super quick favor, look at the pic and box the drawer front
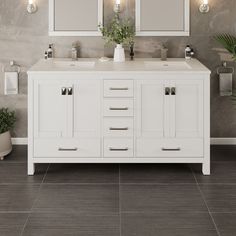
[103,118,134,137]
[104,139,134,157]
[104,80,134,97]
[103,99,134,117]
[137,138,203,158]
[34,139,101,158]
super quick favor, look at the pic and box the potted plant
[215,33,236,60]
[0,108,16,160]
[99,14,135,62]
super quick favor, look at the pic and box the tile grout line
[119,164,122,236]
[25,182,199,186]
[19,164,51,236]
[190,166,221,236]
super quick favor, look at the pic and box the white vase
[0,131,12,160]
[114,44,125,62]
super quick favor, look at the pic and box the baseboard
[210,138,236,145]
[11,138,28,145]
[11,137,236,146]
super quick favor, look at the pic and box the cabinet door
[72,80,101,138]
[34,80,68,138]
[136,80,165,138]
[171,80,204,138]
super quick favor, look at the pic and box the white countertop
[28,58,211,74]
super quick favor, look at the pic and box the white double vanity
[27,58,211,175]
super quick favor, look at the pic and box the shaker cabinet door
[172,80,204,138]
[136,80,165,138]
[136,78,204,158]
[34,80,68,138]
[72,80,101,138]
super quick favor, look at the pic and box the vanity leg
[28,161,35,176]
[202,161,210,175]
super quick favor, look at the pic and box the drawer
[34,139,101,158]
[137,138,203,158]
[103,118,134,137]
[104,139,134,158]
[104,80,134,97]
[103,99,134,117]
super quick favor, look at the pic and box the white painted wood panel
[28,67,210,176]
[103,118,134,137]
[34,138,101,158]
[104,80,134,98]
[136,138,203,158]
[73,80,101,138]
[174,80,204,138]
[136,80,165,138]
[104,138,134,158]
[34,80,68,138]
[103,99,134,117]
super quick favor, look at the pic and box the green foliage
[99,14,135,45]
[215,34,236,60]
[0,108,16,134]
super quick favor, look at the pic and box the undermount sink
[144,61,192,70]
[53,60,95,69]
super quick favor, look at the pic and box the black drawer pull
[110,87,129,91]
[58,148,78,151]
[109,127,129,131]
[109,107,128,111]
[109,148,129,152]
[162,148,181,151]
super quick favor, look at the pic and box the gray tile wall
[0,0,236,137]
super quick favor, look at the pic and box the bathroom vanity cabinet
[28,59,211,175]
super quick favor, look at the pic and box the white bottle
[185,45,191,60]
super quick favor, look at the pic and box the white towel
[219,73,232,96]
[4,72,18,95]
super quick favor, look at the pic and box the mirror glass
[54,0,98,31]
[49,0,189,37]
[136,0,189,36]
[49,0,103,36]
[140,0,184,31]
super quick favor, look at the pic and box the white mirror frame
[135,0,190,36]
[49,0,103,36]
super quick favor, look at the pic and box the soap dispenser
[185,45,191,60]
[47,44,54,59]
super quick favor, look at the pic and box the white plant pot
[114,44,125,62]
[0,131,12,160]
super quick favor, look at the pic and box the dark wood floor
[0,145,236,236]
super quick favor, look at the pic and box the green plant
[99,14,135,45]
[215,34,236,60]
[0,108,16,134]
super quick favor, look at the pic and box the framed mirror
[49,0,103,36]
[135,0,190,36]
